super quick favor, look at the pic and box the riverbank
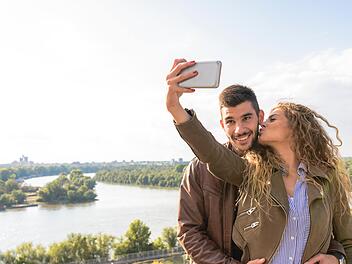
[0,178,178,251]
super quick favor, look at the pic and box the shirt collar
[297,162,307,180]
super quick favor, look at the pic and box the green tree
[47,233,114,264]
[161,227,178,249]
[0,242,48,264]
[38,170,96,203]
[0,193,16,207]
[0,168,16,181]
[124,219,152,253]
[113,219,152,255]
[152,237,167,250]
[11,190,26,204]
[175,164,186,173]
[0,180,6,195]
[5,179,19,193]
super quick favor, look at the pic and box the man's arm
[178,159,240,264]
[166,59,246,187]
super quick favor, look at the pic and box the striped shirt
[271,163,310,264]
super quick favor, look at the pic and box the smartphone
[178,61,222,88]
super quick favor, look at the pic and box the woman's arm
[331,183,352,262]
[165,59,246,187]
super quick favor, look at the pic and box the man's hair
[219,85,260,115]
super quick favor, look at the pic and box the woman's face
[259,108,293,147]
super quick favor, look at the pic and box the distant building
[20,155,28,164]
[18,155,32,166]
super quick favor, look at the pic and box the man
[166,59,346,264]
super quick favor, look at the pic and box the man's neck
[228,143,246,157]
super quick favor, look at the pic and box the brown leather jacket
[176,111,348,263]
[178,152,241,264]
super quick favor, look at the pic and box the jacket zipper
[243,221,259,231]
[238,206,256,217]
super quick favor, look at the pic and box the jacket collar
[306,165,330,205]
[306,165,331,182]
[270,165,330,212]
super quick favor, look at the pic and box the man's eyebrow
[242,112,253,118]
[224,116,234,121]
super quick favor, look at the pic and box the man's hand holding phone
[166,58,222,124]
[165,59,198,124]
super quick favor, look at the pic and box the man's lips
[233,132,251,142]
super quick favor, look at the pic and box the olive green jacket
[175,111,352,263]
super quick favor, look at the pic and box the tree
[11,190,26,204]
[38,170,97,203]
[0,193,16,207]
[47,233,115,264]
[160,227,178,249]
[124,219,152,253]
[113,219,152,255]
[152,237,167,250]
[0,242,48,264]
[175,164,186,173]
[0,168,16,181]
[5,179,19,193]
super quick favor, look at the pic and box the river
[0,174,179,251]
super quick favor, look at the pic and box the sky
[0,0,351,163]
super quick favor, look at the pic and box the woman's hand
[247,258,265,264]
[304,253,339,264]
[165,58,198,124]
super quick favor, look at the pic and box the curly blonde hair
[239,102,352,215]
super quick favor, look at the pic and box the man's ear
[259,110,264,124]
[220,119,225,129]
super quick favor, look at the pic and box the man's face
[220,101,264,155]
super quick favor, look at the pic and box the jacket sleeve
[327,239,346,260]
[175,110,246,187]
[331,180,352,263]
[178,159,240,264]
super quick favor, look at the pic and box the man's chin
[231,141,253,154]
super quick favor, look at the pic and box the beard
[229,122,260,155]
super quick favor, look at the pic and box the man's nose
[234,125,245,134]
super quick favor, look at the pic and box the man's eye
[243,116,251,121]
[226,120,234,124]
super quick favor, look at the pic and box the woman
[166,60,352,263]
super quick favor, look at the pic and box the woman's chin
[258,137,269,145]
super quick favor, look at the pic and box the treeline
[94,164,187,188]
[0,220,180,264]
[0,164,103,180]
[38,170,97,203]
[0,161,187,181]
